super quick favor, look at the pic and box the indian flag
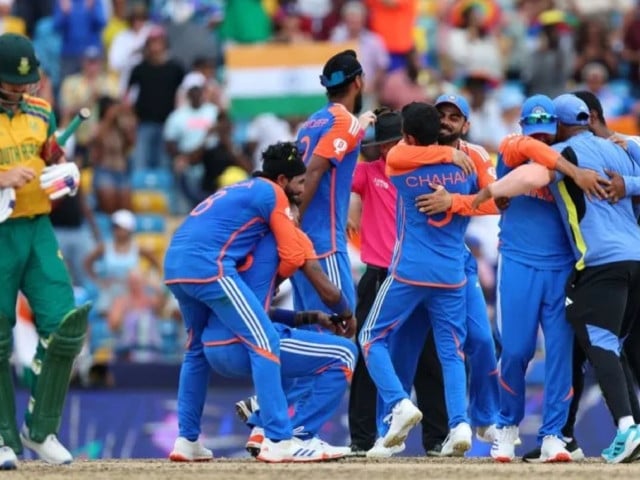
[225,41,358,120]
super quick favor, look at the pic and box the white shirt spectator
[109,22,153,95]
[246,114,296,170]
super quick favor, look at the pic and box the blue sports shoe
[602,425,640,464]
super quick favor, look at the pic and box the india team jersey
[297,103,362,256]
[497,138,574,270]
[550,131,640,269]
[164,177,306,283]
[0,95,56,218]
[386,143,477,287]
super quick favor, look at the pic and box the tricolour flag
[225,41,358,120]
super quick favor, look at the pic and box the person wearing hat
[346,107,403,456]
[164,141,356,463]
[412,93,501,457]
[0,34,91,469]
[475,93,640,463]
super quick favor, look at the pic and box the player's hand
[336,315,356,338]
[495,197,510,210]
[316,312,341,334]
[573,168,610,201]
[0,166,36,188]
[472,186,493,210]
[415,183,452,215]
[608,134,628,150]
[358,110,377,131]
[346,217,359,239]
[452,150,475,175]
[604,169,626,204]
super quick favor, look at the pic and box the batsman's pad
[0,187,15,223]
[39,163,80,200]
[0,318,21,453]
[27,304,90,443]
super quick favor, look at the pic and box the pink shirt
[351,159,397,268]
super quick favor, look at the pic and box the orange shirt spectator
[365,0,417,69]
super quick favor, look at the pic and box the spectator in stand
[295,0,344,41]
[13,0,53,37]
[244,113,298,170]
[109,1,153,95]
[572,16,618,82]
[59,46,120,165]
[108,269,165,363]
[188,57,227,110]
[521,9,575,98]
[622,3,640,97]
[84,209,161,321]
[53,0,106,79]
[463,72,503,153]
[218,0,272,44]
[365,0,418,71]
[199,111,251,196]
[164,71,219,208]
[330,1,390,111]
[578,62,630,119]
[0,0,25,35]
[102,0,129,58]
[90,96,136,213]
[379,48,429,111]
[127,25,185,171]
[272,3,313,43]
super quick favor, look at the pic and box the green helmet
[0,33,40,85]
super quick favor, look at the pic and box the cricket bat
[42,107,91,165]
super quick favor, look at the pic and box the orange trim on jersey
[386,143,457,176]
[315,364,353,383]
[450,193,499,216]
[362,320,401,359]
[237,254,254,272]
[23,95,50,109]
[203,338,242,347]
[313,104,361,162]
[500,135,559,169]
[390,272,467,289]
[563,386,574,402]
[165,216,266,284]
[499,375,517,396]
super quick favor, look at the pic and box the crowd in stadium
[5,0,640,378]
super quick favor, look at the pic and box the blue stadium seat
[136,213,166,234]
[131,168,174,191]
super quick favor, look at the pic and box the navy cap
[434,94,470,119]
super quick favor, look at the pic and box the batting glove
[40,163,80,200]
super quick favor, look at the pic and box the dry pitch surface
[6,457,640,480]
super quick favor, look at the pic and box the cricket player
[359,102,478,454]
[413,94,501,455]
[474,94,640,464]
[164,142,353,463]
[293,49,373,313]
[201,230,356,461]
[0,33,89,470]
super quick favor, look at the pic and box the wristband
[270,308,297,327]
[329,292,352,318]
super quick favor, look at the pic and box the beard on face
[285,185,302,206]
[437,129,462,145]
[353,90,363,115]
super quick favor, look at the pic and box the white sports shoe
[257,438,297,463]
[0,446,18,470]
[476,424,497,443]
[540,435,571,463]
[169,437,213,462]
[441,422,472,457]
[491,426,519,463]
[21,426,72,465]
[245,427,265,457]
[293,437,351,461]
[382,399,423,448]
[366,438,406,458]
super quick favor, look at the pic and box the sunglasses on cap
[520,113,557,125]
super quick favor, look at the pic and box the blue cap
[520,94,557,136]
[435,94,470,119]
[553,94,590,126]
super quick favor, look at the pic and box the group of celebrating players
[162,48,640,466]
